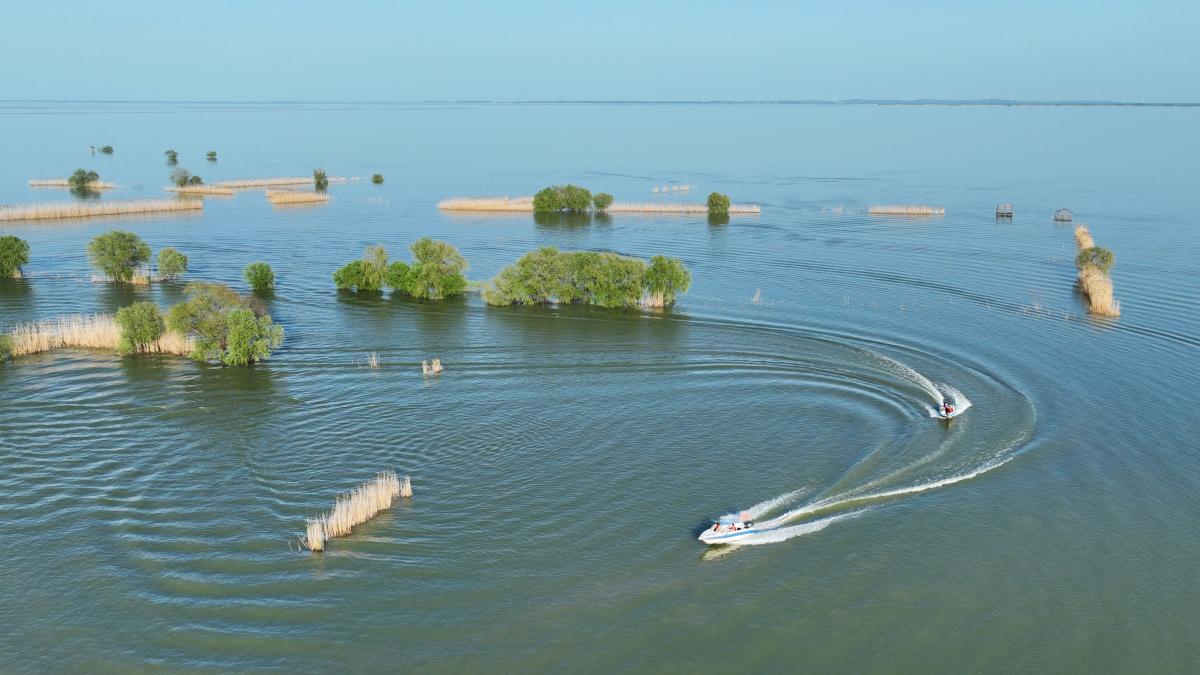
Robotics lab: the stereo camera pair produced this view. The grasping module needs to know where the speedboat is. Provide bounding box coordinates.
[936,403,961,420]
[698,512,760,545]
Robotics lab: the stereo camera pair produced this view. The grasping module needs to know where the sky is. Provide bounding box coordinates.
[2,1,1197,102]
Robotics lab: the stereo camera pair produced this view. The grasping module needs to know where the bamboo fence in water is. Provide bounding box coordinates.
[0,199,202,222]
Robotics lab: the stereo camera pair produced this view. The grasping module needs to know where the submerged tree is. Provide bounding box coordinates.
[115,301,166,354]
[170,168,203,186]
[372,173,384,184]
[99,145,114,154]
[1076,246,1115,274]
[314,169,329,191]
[87,230,151,283]
[335,240,468,300]
[167,281,283,366]
[244,262,275,291]
[164,149,178,164]
[643,255,692,307]
[0,334,13,361]
[206,150,217,161]
[533,185,593,213]
[593,192,614,211]
[706,192,731,216]
[67,169,100,187]
[482,247,690,309]
[0,235,30,278]
[156,247,189,280]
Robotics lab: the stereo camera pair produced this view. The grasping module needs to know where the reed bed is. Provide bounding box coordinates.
[868,205,945,216]
[166,185,235,196]
[304,471,409,552]
[28,178,118,189]
[1078,266,1120,316]
[437,196,761,214]
[1074,225,1095,250]
[214,176,348,188]
[0,199,202,222]
[266,190,330,204]
[438,196,535,211]
[5,314,191,357]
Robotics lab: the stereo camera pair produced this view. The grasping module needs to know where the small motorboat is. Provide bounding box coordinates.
[936,402,961,420]
[698,512,759,545]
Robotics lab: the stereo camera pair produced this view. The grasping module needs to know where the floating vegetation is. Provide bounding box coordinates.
[4,314,191,358]
[266,190,330,204]
[868,205,946,216]
[303,471,409,553]
[1073,225,1119,316]
[213,176,348,188]
[0,199,202,222]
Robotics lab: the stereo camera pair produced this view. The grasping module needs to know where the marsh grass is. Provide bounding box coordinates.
[28,178,118,189]
[214,176,347,188]
[304,471,407,553]
[0,199,202,222]
[266,190,330,204]
[868,205,945,216]
[6,314,191,358]
[1078,266,1120,316]
[1074,225,1095,250]
[437,196,760,214]
[166,185,235,195]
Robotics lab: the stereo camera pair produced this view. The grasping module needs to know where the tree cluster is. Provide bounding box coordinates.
[333,239,468,300]
[481,246,690,308]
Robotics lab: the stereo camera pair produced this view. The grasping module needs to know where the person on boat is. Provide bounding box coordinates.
[942,400,955,417]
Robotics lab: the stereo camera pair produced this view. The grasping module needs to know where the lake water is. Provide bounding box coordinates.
[1,102,1197,673]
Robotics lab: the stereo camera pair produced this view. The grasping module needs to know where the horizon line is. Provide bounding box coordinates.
[1,98,1198,108]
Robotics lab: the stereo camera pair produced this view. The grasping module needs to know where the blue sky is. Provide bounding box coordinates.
[3,1,1197,101]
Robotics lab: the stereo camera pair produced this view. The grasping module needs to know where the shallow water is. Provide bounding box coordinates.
[1,102,1198,672]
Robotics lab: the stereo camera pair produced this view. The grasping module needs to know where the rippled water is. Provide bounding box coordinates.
[1,102,1198,672]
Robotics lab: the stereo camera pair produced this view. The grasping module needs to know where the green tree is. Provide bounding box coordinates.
[167,282,283,365]
[405,238,468,300]
[68,169,100,187]
[206,151,217,161]
[87,231,151,283]
[1076,246,1115,274]
[115,301,165,354]
[0,235,30,278]
[156,247,189,280]
[372,173,384,184]
[314,169,329,191]
[164,149,178,164]
[593,192,614,211]
[643,255,692,306]
[707,192,731,216]
[171,168,193,187]
[99,145,114,154]
[244,262,275,291]
[533,185,593,213]
[482,247,672,309]
[0,334,12,361]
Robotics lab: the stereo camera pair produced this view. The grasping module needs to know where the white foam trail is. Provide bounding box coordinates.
[741,487,809,520]
[874,353,941,402]
[734,509,867,545]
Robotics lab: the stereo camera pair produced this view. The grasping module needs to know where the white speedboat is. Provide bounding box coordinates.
[936,403,962,420]
[698,512,759,545]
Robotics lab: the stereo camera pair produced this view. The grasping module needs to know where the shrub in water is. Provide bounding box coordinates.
[244,262,275,291]
[1076,246,1114,274]
[164,149,178,164]
[643,255,692,307]
[156,247,189,280]
[167,281,283,365]
[68,169,100,187]
[115,301,165,354]
[372,173,384,184]
[533,185,593,213]
[0,235,30,278]
[0,334,12,361]
[482,247,689,309]
[314,169,329,191]
[87,230,151,283]
[206,151,217,161]
[707,192,731,216]
[171,168,193,187]
[99,145,114,154]
[593,192,614,211]
[404,238,468,300]
[333,246,389,293]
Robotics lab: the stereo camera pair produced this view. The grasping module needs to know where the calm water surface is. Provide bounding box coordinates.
[1,102,1198,672]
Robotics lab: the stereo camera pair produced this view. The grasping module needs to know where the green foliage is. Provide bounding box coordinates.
[1076,246,1115,274]
[644,255,692,305]
[87,230,151,283]
[372,173,384,184]
[314,169,329,191]
[333,244,389,293]
[243,262,275,291]
[405,238,468,300]
[171,168,193,187]
[206,151,217,161]
[167,281,282,366]
[0,235,30,278]
[68,169,100,187]
[483,247,690,309]
[156,247,189,280]
[385,261,412,291]
[115,301,165,354]
[593,192,614,211]
[99,145,114,154]
[707,192,731,216]
[188,175,203,185]
[533,185,593,213]
[222,309,284,366]
[164,149,178,164]
[0,334,12,361]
